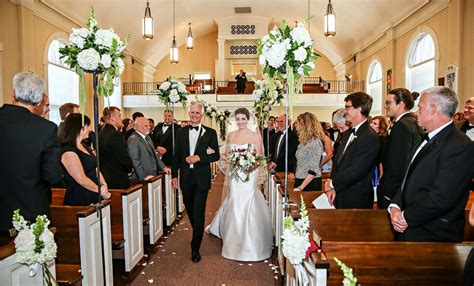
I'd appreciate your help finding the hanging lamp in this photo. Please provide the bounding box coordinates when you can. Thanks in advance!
[324,0,336,37]
[186,22,194,49]
[170,0,179,63]
[142,0,154,40]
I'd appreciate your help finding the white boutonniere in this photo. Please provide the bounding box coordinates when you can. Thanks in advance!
[200,127,206,138]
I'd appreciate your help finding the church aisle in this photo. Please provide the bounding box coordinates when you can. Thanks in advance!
[131,173,278,285]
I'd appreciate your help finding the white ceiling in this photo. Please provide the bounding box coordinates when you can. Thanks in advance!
[40,0,429,69]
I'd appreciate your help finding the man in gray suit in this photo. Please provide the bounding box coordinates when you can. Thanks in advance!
[128,117,170,181]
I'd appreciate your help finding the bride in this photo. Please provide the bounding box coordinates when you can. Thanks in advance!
[206,107,273,261]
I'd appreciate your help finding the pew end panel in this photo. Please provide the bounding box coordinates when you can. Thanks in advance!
[162,173,176,226]
[145,175,164,245]
[0,252,56,286]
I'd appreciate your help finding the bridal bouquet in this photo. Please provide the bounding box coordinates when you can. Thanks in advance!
[229,144,265,182]
[156,77,189,109]
[252,75,284,126]
[12,209,57,285]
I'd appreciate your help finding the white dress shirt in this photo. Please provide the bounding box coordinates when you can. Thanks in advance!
[189,124,202,168]
[466,123,474,141]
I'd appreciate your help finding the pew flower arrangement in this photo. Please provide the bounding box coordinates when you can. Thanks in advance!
[334,257,358,286]
[203,102,231,141]
[12,209,57,285]
[252,75,284,126]
[59,7,128,116]
[258,19,318,118]
[156,77,190,109]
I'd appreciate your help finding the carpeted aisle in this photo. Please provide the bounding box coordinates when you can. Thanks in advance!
[131,173,278,285]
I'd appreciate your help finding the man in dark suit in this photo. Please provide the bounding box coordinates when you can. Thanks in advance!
[457,97,474,141]
[390,87,474,242]
[325,92,380,208]
[172,102,220,263]
[127,117,170,181]
[268,114,298,177]
[262,116,276,157]
[377,88,424,209]
[153,109,178,166]
[99,106,133,189]
[0,72,61,244]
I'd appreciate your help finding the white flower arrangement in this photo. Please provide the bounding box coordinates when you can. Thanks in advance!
[204,102,231,141]
[12,209,57,285]
[156,77,189,109]
[281,196,311,266]
[252,75,284,126]
[59,7,128,116]
[229,144,265,182]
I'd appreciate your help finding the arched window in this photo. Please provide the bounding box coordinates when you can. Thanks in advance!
[367,60,383,115]
[47,39,79,125]
[406,32,435,94]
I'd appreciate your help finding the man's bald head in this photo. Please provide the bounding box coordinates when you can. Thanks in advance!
[134,117,150,136]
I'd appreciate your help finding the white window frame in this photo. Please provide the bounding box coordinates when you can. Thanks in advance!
[367,59,383,115]
[405,32,436,95]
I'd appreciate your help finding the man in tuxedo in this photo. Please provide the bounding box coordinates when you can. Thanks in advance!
[0,72,61,244]
[127,117,170,181]
[377,88,424,209]
[268,114,298,177]
[325,92,380,208]
[153,110,178,166]
[99,106,133,189]
[457,97,474,141]
[172,102,220,263]
[262,116,276,157]
[148,118,156,139]
[390,87,474,242]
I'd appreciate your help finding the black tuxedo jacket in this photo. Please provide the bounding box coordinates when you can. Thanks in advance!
[379,113,424,200]
[172,125,220,190]
[153,123,179,166]
[392,123,474,242]
[331,120,380,208]
[99,124,133,188]
[262,128,276,158]
[457,120,473,134]
[0,104,61,231]
[270,130,299,173]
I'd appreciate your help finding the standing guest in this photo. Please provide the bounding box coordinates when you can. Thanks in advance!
[262,116,276,157]
[268,114,299,178]
[58,102,80,134]
[0,72,61,243]
[320,133,334,173]
[148,118,156,139]
[331,108,351,154]
[33,94,50,118]
[377,88,423,209]
[235,69,247,93]
[128,117,170,181]
[172,102,220,263]
[122,118,134,138]
[153,110,178,166]
[59,114,111,206]
[123,111,145,140]
[389,87,474,242]
[99,107,133,189]
[369,115,389,193]
[181,120,189,128]
[457,97,474,141]
[370,116,389,137]
[98,117,105,132]
[454,112,464,123]
[293,112,325,191]
[325,92,380,208]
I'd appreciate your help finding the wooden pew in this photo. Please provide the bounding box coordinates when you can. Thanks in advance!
[139,174,164,246]
[162,173,176,226]
[50,189,113,285]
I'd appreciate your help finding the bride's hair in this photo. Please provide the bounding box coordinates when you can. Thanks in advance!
[296,112,325,145]
[234,107,250,119]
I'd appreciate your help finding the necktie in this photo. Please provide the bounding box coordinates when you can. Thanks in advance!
[189,125,199,131]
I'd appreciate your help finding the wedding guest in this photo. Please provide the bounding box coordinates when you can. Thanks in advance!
[320,133,334,173]
[59,114,110,206]
[235,69,247,93]
[181,120,189,128]
[58,102,79,134]
[122,118,134,138]
[463,202,474,285]
[331,108,351,154]
[33,93,50,118]
[268,114,299,178]
[293,112,324,191]
[153,109,178,166]
[457,97,474,141]
[0,72,61,241]
[370,115,389,191]
[262,116,276,157]
[123,111,145,141]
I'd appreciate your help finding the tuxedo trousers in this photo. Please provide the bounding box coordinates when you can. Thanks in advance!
[181,169,209,252]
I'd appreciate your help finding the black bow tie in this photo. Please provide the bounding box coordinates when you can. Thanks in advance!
[189,125,199,131]
[467,125,474,131]
[163,123,170,127]
[350,128,355,134]
[423,132,431,142]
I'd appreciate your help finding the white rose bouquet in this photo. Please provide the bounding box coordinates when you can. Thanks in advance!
[156,77,189,109]
[229,144,265,182]
[12,209,57,285]
[258,19,318,117]
[59,7,128,116]
[252,75,284,126]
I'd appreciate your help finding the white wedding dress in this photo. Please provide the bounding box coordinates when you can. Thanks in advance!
[207,143,273,261]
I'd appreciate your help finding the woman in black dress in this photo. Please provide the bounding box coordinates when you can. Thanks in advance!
[235,69,247,93]
[59,113,111,206]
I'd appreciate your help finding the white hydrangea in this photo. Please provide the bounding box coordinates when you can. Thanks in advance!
[77,48,100,71]
[69,28,89,49]
[259,55,267,66]
[307,61,315,70]
[297,66,305,76]
[266,41,288,69]
[116,57,125,74]
[36,229,57,264]
[169,89,180,103]
[100,54,112,68]
[281,228,310,265]
[178,84,186,93]
[290,24,312,47]
[159,81,171,91]
[94,29,117,49]
[293,46,307,62]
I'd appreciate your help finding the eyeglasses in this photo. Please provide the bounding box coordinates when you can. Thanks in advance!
[385,100,395,106]
[465,106,474,111]
[344,105,353,110]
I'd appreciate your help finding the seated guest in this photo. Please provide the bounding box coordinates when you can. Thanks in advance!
[128,117,171,181]
[390,87,474,242]
[99,106,133,189]
[32,93,50,118]
[293,112,324,191]
[0,72,61,242]
[58,102,80,134]
[59,114,111,206]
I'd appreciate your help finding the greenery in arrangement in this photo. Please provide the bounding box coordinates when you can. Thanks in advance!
[252,75,284,126]
[204,102,231,141]
[258,19,318,117]
[334,257,358,286]
[59,7,128,116]
[12,210,57,285]
[156,77,190,109]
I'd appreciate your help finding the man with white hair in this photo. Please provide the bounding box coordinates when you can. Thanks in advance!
[389,87,474,242]
[0,72,61,244]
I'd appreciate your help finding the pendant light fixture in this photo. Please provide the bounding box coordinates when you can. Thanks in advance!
[142,0,154,40]
[324,0,336,37]
[170,0,179,63]
[186,22,194,49]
